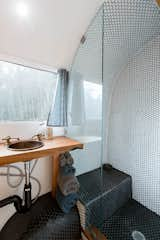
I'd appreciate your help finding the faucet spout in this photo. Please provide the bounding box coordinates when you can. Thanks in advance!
[32,133,44,141]
[2,136,20,145]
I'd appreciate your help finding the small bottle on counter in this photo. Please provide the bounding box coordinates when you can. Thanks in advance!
[45,127,53,140]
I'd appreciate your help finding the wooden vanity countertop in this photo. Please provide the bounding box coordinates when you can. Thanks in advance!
[0,136,83,166]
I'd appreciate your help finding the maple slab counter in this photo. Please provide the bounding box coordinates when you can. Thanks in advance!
[0,136,83,197]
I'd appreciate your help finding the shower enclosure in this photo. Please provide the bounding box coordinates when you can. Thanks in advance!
[67,1,160,239]
[67,5,104,230]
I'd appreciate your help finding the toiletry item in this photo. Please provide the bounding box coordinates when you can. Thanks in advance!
[45,127,53,139]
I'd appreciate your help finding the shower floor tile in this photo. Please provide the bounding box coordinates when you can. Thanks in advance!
[102,199,160,240]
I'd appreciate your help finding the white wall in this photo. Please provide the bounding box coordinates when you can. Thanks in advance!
[0,122,64,230]
[108,36,160,215]
[0,0,103,70]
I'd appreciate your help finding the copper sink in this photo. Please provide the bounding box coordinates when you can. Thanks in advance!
[8,140,44,151]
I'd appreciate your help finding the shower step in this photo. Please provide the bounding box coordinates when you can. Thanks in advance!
[77,167,132,229]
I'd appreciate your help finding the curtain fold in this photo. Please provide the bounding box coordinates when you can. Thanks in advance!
[47,69,69,126]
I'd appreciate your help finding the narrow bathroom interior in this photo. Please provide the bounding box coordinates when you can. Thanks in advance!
[0,1,160,240]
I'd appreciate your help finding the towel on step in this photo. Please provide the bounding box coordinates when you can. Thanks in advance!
[59,152,74,167]
[59,165,76,176]
[56,187,79,213]
[58,175,80,196]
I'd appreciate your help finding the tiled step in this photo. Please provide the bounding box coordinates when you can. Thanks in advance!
[77,167,132,229]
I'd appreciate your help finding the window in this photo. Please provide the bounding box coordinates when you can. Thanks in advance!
[83,81,102,120]
[0,61,57,121]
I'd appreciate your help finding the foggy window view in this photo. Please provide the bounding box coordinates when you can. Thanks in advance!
[83,80,102,120]
[0,61,57,121]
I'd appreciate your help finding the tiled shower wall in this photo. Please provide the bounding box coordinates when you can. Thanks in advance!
[108,35,160,215]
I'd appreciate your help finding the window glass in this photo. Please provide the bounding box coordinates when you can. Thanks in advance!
[83,80,102,120]
[0,61,57,121]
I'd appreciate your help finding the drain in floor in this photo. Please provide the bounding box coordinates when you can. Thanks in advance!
[132,231,146,240]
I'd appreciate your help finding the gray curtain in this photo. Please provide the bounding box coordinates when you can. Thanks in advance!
[47,69,69,126]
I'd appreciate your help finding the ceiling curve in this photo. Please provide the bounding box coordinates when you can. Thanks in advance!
[0,0,159,71]
[0,0,102,70]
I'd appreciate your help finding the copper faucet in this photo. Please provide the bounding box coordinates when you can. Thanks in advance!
[32,133,44,141]
[2,136,20,145]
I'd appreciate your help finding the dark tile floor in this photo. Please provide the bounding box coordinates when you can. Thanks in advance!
[102,199,160,240]
[0,193,81,240]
